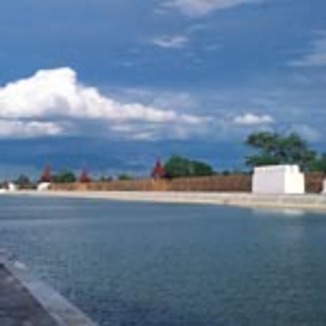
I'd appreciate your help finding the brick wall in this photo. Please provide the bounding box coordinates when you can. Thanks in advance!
[51,175,251,192]
[305,173,325,193]
[167,175,251,192]
[50,173,324,193]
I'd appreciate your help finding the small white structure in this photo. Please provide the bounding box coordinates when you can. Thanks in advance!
[252,165,305,195]
[0,182,17,193]
[322,179,326,194]
[37,182,51,191]
[8,183,17,192]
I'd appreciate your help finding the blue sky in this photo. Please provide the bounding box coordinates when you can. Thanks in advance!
[0,0,325,178]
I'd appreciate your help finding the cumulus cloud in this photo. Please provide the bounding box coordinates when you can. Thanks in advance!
[0,120,62,138]
[233,113,274,125]
[151,35,189,49]
[112,88,198,111]
[162,0,263,17]
[290,31,326,67]
[0,67,208,138]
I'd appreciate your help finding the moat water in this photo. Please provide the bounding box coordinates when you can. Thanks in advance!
[0,196,326,325]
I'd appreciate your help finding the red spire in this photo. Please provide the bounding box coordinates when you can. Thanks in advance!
[79,169,91,183]
[151,159,165,179]
[40,165,52,182]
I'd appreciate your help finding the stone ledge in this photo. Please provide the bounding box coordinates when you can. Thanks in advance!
[7,191,326,213]
[0,254,96,326]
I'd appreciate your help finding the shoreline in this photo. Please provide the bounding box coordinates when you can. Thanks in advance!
[0,253,96,325]
[5,190,326,213]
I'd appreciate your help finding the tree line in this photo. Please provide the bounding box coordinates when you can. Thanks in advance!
[245,132,326,172]
[162,132,325,178]
[6,131,326,187]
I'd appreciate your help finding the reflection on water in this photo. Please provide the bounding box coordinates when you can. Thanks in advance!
[252,208,305,217]
[0,196,326,325]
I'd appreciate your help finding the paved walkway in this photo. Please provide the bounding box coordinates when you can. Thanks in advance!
[0,263,57,326]
[16,190,326,213]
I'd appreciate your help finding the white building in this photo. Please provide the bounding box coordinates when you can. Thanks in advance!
[252,165,305,195]
[322,179,326,194]
[8,183,17,192]
[37,182,51,191]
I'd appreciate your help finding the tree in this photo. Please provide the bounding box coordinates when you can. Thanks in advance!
[15,174,32,189]
[99,176,113,182]
[309,153,326,173]
[53,171,77,183]
[117,174,133,181]
[191,160,214,176]
[245,132,316,170]
[164,156,192,178]
[164,155,214,178]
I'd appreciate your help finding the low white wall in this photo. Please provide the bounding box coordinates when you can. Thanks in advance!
[37,182,51,191]
[252,165,305,195]
[323,179,326,194]
[8,183,17,192]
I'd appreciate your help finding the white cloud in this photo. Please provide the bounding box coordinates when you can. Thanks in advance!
[162,0,263,17]
[233,113,274,125]
[151,35,189,49]
[0,120,62,138]
[111,88,198,111]
[290,31,326,67]
[0,67,208,138]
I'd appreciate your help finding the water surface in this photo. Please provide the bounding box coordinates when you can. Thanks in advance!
[0,196,326,325]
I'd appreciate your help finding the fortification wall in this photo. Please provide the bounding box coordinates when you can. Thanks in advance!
[50,175,252,192]
[50,173,324,194]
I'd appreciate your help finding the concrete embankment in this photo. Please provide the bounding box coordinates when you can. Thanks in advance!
[11,190,326,213]
[0,253,96,326]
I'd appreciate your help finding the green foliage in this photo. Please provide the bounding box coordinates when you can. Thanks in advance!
[164,155,214,178]
[245,152,280,168]
[53,170,77,183]
[99,176,113,182]
[191,160,214,176]
[164,156,191,178]
[117,174,133,181]
[245,132,316,171]
[15,174,32,189]
[309,153,326,173]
